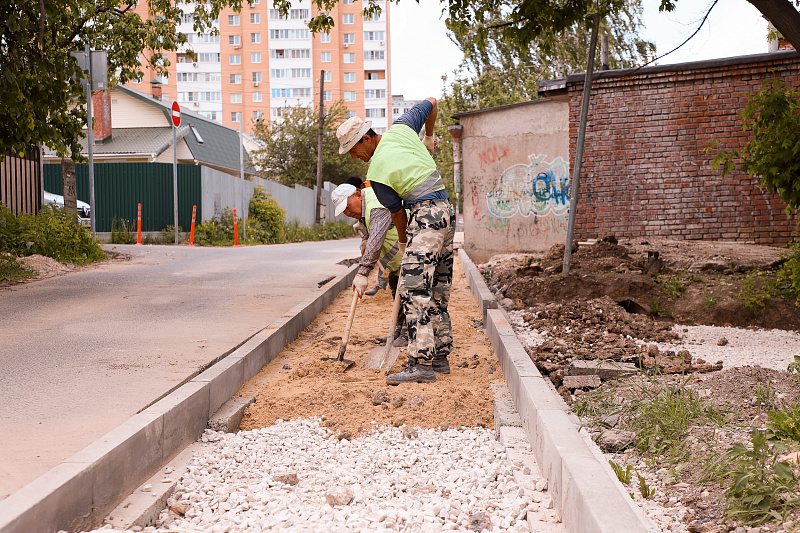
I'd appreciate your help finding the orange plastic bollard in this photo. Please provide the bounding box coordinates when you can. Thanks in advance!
[233,208,239,247]
[136,203,142,245]
[189,205,197,247]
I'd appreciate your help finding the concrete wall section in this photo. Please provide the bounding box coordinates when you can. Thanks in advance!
[458,98,570,263]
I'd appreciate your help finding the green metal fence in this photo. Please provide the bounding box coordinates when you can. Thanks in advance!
[44,162,201,232]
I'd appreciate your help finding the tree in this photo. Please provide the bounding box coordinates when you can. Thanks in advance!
[712,78,800,212]
[250,100,366,189]
[1,0,244,160]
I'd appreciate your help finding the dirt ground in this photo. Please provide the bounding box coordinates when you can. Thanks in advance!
[481,237,800,531]
[239,256,504,438]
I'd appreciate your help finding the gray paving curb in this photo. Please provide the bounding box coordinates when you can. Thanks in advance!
[0,264,358,533]
[458,249,656,533]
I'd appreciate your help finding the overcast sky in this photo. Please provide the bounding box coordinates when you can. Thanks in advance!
[389,0,770,102]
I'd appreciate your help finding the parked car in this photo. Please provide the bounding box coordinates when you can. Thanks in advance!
[44,191,91,221]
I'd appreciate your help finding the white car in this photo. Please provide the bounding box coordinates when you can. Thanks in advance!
[44,191,91,221]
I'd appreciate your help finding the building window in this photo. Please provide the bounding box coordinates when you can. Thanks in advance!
[344,72,355,83]
[320,32,330,43]
[253,110,263,121]
[253,91,262,102]
[253,72,262,83]
[229,35,240,46]
[345,111,356,118]
[343,33,355,44]
[231,112,242,122]
[250,13,260,23]
[365,89,386,99]
[343,53,355,63]
[364,12,381,22]
[323,91,332,101]
[230,74,242,84]
[324,71,332,82]
[364,31,384,41]
[269,29,310,39]
[251,33,261,44]
[364,50,385,60]
[343,14,354,24]
[231,93,242,103]
[321,52,331,62]
[271,108,287,119]
[344,91,356,101]
[229,54,241,65]
[365,72,381,80]
[228,15,240,26]
[365,108,386,118]
[343,0,354,4]
[251,52,261,63]
[198,53,220,62]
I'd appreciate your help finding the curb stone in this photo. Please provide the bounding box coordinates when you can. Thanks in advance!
[460,248,658,533]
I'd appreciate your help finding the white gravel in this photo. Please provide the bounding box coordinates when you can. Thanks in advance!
[83,419,540,533]
[655,325,800,371]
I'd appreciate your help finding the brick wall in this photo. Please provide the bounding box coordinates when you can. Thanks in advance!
[566,52,799,246]
[92,90,112,143]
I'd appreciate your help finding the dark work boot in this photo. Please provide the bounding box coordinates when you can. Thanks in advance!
[431,356,450,374]
[386,364,436,385]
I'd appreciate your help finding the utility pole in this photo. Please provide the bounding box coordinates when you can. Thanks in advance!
[563,14,600,277]
[315,70,325,225]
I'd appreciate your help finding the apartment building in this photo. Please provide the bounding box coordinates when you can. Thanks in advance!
[127,0,391,135]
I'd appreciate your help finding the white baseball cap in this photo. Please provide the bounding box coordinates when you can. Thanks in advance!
[331,183,357,216]
[337,116,372,154]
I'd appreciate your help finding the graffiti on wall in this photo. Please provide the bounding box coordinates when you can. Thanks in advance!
[485,154,570,219]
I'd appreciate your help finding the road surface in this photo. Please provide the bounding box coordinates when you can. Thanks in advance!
[0,240,358,500]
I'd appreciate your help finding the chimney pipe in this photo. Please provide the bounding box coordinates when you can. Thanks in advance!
[150,79,163,100]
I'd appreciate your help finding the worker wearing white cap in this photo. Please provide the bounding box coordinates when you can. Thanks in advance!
[331,183,408,346]
[336,97,454,385]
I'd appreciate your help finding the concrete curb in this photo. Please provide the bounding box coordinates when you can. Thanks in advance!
[0,265,358,533]
[458,249,656,533]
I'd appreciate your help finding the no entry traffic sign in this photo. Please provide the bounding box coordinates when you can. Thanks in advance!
[171,101,181,128]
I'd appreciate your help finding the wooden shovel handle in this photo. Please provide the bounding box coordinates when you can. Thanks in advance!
[341,290,360,350]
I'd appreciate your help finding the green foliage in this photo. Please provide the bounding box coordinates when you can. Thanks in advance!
[281,220,354,243]
[722,429,800,525]
[657,274,688,299]
[788,355,800,378]
[776,243,800,306]
[250,101,366,189]
[193,208,241,246]
[247,187,285,244]
[755,381,780,411]
[610,460,633,484]
[767,404,800,443]
[711,78,800,212]
[0,254,35,283]
[704,293,722,307]
[625,377,725,459]
[649,296,670,318]
[739,264,800,316]
[110,218,135,244]
[637,473,654,499]
[1,0,246,160]
[0,204,104,265]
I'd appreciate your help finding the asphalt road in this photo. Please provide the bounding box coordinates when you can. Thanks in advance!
[0,239,358,500]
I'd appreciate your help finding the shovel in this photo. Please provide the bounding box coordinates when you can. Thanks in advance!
[321,290,358,370]
[361,282,402,372]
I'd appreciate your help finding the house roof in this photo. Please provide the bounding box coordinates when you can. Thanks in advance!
[116,85,251,173]
[45,85,254,174]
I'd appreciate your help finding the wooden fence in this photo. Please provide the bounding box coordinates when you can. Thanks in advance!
[1,147,42,215]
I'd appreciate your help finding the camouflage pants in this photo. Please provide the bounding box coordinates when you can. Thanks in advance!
[399,199,456,364]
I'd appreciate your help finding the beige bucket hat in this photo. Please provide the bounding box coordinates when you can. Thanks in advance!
[337,116,372,154]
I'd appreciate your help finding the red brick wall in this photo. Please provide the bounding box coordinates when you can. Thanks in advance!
[567,53,800,246]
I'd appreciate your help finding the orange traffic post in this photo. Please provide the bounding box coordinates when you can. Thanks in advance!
[189,205,197,247]
[233,208,239,247]
[136,203,142,245]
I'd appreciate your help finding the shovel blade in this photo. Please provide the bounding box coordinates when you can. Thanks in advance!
[361,345,401,371]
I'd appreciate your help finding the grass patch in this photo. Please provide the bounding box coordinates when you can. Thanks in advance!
[0,254,35,282]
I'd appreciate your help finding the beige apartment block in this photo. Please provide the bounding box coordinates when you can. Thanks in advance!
[127,0,391,134]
